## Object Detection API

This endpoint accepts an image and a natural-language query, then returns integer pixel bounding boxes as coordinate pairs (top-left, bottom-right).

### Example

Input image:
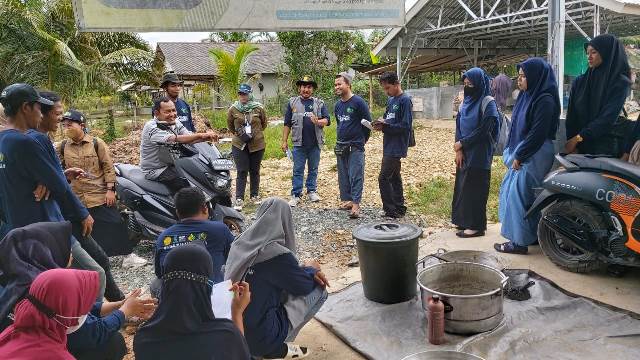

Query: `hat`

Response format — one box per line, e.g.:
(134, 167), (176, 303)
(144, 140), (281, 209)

(62, 109), (86, 124)
(296, 75), (318, 89)
(238, 84), (252, 94)
(0, 84), (54, 113)
(161, 72), (183, 87)
(336, 71), (353, 85)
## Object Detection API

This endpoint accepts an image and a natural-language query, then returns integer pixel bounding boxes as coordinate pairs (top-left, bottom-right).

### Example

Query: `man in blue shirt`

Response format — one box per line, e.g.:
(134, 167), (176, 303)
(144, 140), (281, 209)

(282, 76), (330, 207)
(373, 72), (413, 218)
(161, 72), (195, 132)
(0, 83), (107, 300)
(151, 187), (235, 296)
(334, 72), (372, 219)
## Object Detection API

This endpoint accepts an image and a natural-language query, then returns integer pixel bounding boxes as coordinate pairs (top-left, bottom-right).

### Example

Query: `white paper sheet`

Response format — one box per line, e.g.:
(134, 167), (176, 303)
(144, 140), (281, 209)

(211, 279), (233, 320)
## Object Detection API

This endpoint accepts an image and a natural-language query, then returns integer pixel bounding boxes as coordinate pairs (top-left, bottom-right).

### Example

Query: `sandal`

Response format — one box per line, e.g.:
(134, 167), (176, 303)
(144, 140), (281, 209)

(339, 202), (353, 211)
(494, 242), (528, 254)
(349, 210), (361, 219)
(275, 344), (310, 359)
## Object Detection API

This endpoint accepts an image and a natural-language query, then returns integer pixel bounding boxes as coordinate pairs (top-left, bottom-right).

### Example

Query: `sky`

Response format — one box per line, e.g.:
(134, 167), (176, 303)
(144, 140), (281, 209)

(138, 0), (418, 48)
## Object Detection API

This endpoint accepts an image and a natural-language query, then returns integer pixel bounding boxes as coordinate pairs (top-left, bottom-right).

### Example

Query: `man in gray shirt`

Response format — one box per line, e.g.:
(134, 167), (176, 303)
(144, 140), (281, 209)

(140, 97), (217, 193)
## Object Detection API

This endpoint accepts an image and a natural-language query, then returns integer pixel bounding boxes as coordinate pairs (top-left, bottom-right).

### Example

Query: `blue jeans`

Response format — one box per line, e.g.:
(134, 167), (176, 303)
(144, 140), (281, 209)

(337, 148), (365, 204)
(292, 146), (321, 197)
(285, 287), (328, 342)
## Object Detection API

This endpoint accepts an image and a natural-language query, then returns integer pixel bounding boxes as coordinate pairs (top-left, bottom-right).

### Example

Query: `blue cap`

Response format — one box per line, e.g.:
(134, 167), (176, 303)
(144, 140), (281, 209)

(238, 84), (252, 94)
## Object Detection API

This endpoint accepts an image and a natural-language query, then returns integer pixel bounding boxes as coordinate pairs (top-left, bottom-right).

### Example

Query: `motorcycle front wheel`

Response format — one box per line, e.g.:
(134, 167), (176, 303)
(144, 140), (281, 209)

(538, 199), (605, 273)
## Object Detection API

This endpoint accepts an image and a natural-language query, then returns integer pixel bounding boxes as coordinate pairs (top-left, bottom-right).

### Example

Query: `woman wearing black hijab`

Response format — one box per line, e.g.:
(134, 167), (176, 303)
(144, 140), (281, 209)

(565, 34), (632, 155)
(134, 243), (251, 360)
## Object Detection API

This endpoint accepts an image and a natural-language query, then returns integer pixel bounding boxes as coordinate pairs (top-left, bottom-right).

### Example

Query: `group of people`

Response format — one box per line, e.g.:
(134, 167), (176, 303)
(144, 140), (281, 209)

(452, 34), (636, 255)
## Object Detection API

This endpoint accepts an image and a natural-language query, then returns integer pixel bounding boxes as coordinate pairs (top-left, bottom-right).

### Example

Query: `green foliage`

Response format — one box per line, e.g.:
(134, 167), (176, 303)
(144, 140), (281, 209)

(103, 110), (117, 143)
(0, 0), (154, 99)
(209, 43), (259, 102)
(276, 31), (372, 99)
(208, 32), (276, 43)
(407, 159), (506, 223)
(198, 109), (228, 130)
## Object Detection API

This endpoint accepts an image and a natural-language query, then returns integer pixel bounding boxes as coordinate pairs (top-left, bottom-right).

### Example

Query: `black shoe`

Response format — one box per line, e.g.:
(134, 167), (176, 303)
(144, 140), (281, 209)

(384, 212), (403, 219)
(494, 242), (528, 254)
(456, 230), (485, 238)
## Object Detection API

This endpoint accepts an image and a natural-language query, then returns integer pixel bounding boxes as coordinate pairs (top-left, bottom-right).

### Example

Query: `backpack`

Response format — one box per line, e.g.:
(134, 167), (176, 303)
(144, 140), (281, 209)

(60, 137), (99, 168)
(482, 95), (511, 156)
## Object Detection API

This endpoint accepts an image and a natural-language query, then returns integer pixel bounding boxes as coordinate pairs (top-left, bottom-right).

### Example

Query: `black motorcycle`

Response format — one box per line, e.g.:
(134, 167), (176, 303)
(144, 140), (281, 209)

(115, 141), (244, 243)
(528, 153), (640, 273)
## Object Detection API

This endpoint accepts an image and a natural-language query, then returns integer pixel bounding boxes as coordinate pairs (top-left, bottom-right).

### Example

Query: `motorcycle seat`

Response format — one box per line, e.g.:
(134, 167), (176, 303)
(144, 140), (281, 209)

(565, 155), (640, 180)
(116, 164), (172, 196)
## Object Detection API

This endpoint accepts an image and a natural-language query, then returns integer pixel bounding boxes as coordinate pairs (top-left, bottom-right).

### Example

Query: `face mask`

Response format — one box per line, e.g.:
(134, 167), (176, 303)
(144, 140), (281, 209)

(64, 127), (80, 139)
(463, 86), (478, 98)
(53, 313), (88, 334)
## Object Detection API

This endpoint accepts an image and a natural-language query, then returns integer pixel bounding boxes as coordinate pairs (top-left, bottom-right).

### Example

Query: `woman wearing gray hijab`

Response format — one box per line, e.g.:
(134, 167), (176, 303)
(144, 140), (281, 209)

(224, 198), (328, 360)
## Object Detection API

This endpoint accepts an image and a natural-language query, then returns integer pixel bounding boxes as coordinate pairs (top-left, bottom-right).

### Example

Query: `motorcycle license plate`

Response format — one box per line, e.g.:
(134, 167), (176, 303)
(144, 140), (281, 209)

(211, 159), (235, 170)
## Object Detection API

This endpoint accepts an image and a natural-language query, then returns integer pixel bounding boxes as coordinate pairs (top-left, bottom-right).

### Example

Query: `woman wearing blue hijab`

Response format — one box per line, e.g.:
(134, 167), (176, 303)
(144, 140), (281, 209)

(496, 58), (560, 254)
(452, 68), (499, 238)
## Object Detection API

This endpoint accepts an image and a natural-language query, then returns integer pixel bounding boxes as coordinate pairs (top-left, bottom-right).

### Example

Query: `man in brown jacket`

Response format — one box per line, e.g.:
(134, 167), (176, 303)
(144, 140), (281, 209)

(58, 109), (148, 270)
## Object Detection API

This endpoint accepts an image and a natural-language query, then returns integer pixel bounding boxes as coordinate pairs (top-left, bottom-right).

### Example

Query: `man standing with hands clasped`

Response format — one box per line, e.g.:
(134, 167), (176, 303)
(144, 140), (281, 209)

(373, 72), (413, 218)
(282, 76), (330, 207)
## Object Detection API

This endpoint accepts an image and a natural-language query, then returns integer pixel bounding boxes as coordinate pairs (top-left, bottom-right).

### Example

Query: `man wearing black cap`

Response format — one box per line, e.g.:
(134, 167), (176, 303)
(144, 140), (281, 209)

(282, 76), (330, 207)
(0, 83), (108, 300)
(161, 72), (195, 132)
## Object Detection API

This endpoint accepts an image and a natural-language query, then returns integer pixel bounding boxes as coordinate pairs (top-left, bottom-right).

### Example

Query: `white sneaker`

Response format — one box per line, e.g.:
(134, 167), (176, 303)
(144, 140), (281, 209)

(122, 253), (147, 269)
(308, 192), (321, 202)
(234, 199), (244, 211)
(288, 196), (301, 207)
(273, 344), (310, 360)
(250, 196), (262, 205)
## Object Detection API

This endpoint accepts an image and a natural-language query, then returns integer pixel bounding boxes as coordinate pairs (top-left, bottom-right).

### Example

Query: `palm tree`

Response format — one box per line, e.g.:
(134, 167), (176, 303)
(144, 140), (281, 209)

(0, 0), (154, 99)
(208, 43), (259, 102)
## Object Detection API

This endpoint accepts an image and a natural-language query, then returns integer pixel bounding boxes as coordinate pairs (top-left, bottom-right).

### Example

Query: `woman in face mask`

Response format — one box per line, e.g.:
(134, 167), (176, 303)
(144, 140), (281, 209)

(0, 268), (99, 360)
(59, 109), (148, 276)
(451, 67), (500, 238)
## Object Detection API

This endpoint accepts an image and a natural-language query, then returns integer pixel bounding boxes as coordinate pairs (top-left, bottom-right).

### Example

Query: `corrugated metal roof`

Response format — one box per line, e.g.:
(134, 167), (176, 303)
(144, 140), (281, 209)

(156, 42), (288, 77)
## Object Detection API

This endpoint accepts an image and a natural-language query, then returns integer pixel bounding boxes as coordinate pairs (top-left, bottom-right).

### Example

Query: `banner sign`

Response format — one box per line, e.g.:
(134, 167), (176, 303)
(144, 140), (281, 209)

(72, 0), (405, 32)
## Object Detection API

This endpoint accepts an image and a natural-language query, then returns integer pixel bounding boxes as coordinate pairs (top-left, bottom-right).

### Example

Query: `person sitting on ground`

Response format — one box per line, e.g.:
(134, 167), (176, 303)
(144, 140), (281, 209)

(0, 221), (156, 360)
(0, 268), (99, 360)
(151, 187), (235, 298)
(134, 243), (252, 360)
(225, 198), (329, 360)
(0, 83), (106, 301)
(140, 97), (218, 194)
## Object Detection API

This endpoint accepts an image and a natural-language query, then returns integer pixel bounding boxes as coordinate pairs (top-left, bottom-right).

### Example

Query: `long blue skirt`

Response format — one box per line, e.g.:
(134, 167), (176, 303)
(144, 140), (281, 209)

(498, 141), (555, 246)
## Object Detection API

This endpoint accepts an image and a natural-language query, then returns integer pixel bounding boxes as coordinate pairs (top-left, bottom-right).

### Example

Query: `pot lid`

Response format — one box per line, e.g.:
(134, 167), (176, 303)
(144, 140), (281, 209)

(352, 222), (423, 243)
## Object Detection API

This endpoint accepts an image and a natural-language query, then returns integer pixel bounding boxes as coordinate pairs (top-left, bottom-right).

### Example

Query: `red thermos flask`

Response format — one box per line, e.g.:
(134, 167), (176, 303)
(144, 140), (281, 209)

(427, 295), (445, 345)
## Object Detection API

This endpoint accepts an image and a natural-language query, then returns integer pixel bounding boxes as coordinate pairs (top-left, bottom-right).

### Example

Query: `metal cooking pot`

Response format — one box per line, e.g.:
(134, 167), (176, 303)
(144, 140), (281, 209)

(400, 350), (485, 360)
(417, 262), (508, 334)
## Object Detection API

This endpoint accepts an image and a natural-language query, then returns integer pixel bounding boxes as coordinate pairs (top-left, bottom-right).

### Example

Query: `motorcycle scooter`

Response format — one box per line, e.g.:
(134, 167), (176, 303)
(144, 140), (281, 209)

(527, 153), (640, 273)
(115, 140), (243, 243)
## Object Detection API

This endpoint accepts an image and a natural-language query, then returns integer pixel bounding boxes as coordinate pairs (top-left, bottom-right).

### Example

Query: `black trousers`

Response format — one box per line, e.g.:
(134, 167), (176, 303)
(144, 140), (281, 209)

(232, 146), (264, 199)
(451, 167), (490, 231)
(70, 331), (127, 360)
(71, 224), (124, 301)
(157, 166), (190, 194)
(378, 156), (407, 216)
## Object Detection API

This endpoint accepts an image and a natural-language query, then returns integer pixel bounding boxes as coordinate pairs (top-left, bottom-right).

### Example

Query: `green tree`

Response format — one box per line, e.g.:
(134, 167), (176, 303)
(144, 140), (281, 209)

(0, 0), (154, 99)
(277, 31), (372, 98)
(207, 32), (276, 43)
(209, 43), (259, 102)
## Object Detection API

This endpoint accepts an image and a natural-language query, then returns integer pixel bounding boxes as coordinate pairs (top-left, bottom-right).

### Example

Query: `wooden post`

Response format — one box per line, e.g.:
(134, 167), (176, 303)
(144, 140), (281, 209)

(369, 74), (374, 106)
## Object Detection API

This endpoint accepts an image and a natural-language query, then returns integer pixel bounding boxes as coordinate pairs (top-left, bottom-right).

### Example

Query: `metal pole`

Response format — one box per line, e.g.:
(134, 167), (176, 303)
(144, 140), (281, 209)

(593, 5), (601, 37)
(473, 40), (479, 67)
(548, 0), (565, 107)
(396, 37), (403, 79)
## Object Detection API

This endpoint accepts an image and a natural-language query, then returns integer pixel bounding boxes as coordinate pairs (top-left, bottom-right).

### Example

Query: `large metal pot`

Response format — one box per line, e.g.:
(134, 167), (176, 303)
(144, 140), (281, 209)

(417, 262), (508, 334)
(401, 351), (485, 360)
